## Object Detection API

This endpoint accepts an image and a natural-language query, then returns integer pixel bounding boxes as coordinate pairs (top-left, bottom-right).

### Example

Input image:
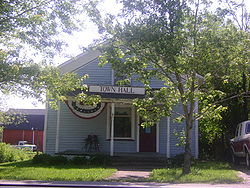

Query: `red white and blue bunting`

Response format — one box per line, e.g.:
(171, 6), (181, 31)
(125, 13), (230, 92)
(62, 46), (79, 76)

(66, 101), (106, 119)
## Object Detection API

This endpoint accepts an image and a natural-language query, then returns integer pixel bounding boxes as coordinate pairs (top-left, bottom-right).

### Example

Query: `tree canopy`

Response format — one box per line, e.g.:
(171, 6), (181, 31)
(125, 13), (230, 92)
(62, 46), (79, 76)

(0, 0), (99, 110)
(86, 0), (250, 174)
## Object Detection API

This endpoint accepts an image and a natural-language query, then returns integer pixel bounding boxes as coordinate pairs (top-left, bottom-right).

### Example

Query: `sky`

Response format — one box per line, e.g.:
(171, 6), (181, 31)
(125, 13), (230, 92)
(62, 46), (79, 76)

(4, 0), (250, 110)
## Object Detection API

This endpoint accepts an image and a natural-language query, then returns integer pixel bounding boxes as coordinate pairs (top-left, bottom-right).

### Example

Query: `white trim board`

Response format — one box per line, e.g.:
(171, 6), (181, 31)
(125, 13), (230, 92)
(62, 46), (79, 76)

(59, 50), (101, 74)
(55, 102), (61, 153)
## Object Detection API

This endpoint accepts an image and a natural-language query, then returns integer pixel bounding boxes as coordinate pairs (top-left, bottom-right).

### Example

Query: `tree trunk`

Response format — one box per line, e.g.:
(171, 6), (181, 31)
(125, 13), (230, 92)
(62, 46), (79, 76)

(182, 116), (193, 174)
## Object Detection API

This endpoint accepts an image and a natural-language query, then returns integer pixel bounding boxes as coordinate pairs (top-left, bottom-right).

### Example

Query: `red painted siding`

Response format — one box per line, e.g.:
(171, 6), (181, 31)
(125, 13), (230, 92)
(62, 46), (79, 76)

(3, 130), (44, 151)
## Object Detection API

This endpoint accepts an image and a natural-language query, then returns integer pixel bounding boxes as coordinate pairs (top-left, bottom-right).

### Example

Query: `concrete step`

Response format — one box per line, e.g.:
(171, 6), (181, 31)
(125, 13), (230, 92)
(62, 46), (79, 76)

(111, 156), (167, 169)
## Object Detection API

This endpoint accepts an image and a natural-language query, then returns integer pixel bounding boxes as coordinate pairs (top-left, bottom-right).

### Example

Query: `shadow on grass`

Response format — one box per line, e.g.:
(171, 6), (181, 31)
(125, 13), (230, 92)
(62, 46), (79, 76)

(150, 161), (241, 184)
(0, 160), (114, 170)
(192, 160), (234, 170)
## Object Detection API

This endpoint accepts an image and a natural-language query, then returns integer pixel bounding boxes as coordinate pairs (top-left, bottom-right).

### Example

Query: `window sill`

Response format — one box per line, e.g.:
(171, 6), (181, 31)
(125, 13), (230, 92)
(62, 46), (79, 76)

(106, 138), (135, 141)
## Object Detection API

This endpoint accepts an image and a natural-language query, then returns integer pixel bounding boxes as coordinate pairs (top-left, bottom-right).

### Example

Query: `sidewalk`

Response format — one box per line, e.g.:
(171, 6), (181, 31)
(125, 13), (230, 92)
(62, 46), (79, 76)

(105, 169), (151, 181)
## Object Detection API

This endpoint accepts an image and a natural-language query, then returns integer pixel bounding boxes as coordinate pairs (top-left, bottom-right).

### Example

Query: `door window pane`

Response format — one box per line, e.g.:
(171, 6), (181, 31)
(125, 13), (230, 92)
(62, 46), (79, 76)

(144, 127), (151, 134)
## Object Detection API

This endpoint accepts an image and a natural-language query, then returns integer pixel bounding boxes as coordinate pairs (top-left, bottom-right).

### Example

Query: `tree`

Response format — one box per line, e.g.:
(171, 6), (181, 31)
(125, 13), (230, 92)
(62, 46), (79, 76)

(220, 0), (250, 120)
(86, 0), (249, 174)
(0, 1), (100, 115)
(199, 0), (250, 161)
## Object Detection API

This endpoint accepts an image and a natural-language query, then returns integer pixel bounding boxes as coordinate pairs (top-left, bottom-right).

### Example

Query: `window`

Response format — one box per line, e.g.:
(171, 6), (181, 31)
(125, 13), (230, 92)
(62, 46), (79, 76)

(106, 104), (135, 139)
(114, 107), (131, 137)
(238, 124), (242, 136)
(246, 123), (250, 134)
(235, 125), (239, 137)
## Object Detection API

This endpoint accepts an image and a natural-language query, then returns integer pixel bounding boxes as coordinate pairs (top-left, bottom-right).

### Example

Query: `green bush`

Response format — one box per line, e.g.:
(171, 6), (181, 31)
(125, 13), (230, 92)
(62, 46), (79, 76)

(33, 153), (112, 166)
(32, 154), (53, 164)
(167, 153), (195, 168)
(33, 154), (68, 165)
(0, 143), (32, 163)
(49, 155), (68, 165)
(89, 154), (111, 166)
(71, 156), (87, 165)
(167, 153), (185, 167)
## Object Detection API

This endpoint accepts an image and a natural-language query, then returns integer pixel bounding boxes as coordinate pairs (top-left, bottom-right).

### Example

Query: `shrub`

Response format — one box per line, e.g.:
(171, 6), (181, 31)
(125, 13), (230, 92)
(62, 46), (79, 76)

(89, 154), (111, 166)
(167, 153), (185, 167)
(71, 156), (87, 165)
(49, 155), (68, 165)
(0, 143), (32, 163)
(32, 154), (52, 164)
(167, 153), (195, 168)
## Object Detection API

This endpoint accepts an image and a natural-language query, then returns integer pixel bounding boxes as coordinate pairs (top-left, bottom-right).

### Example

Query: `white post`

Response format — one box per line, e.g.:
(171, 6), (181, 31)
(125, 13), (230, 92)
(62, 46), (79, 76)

(166, 117), (170, 158)
(195, 100), (199, 159)
(110, 103), (115, 156)
(55, 102), (61, 153)
(32, 127), (34, 144)
(136, 115), (140, 152)
(156, 122), (159, 153)
(43, 102), (49, 152)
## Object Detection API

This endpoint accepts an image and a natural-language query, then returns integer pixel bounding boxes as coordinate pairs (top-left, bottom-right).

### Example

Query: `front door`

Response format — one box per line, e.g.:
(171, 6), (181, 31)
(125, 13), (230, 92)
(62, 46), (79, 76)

(139, 125), (156, 152)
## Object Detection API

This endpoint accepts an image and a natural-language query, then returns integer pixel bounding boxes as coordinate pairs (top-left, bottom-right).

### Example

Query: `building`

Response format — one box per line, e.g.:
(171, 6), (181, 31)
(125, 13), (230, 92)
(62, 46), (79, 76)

(3, 109), (45, 151)
(44, 50), (199, 158)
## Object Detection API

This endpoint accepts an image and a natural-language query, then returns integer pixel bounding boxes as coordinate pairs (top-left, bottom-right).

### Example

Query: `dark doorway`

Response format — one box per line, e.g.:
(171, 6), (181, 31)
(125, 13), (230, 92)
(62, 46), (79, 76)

(139, 125), (156, 152)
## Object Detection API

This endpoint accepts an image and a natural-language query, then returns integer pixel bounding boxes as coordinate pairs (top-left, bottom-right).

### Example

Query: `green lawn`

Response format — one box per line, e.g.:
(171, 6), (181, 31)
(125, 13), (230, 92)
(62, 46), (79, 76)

(149, 161), (242, 183)
(0, 160), (116, 181)
(0, 160), (242, 183)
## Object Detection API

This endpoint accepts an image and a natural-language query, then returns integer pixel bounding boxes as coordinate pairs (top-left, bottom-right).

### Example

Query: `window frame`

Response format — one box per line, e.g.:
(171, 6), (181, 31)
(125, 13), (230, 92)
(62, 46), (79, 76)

(106, 103), (135, 140)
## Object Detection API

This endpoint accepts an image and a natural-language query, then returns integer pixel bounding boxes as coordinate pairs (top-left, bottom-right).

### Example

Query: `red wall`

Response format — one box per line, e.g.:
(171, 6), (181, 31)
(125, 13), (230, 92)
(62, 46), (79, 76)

(3, 130), (44, 151)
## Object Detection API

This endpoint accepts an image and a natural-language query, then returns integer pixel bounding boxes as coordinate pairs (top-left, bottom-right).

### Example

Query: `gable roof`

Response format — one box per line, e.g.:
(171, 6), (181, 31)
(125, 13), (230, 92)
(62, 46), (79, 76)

(8, 108), (45, 115)
(3, 109), (45, 130)
(59, 50), (101, 74)
(4, 114), (45, 130)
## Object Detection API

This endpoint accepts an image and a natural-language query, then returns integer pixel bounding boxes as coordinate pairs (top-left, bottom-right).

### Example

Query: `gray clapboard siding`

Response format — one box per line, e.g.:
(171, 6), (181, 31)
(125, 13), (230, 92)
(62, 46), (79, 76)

(168, 103), (196, 157)
(56, 103), (138, 154)
(158, 117), (168, 154)
(74, 59), (112, 85)
(45, 51), (198, 157)
(57, 102), (108, 153)
(170, 121), (185, 157)
(113, 141), (137, 153)
(73, 55), (165, 88)
(130, 75), (165, 88)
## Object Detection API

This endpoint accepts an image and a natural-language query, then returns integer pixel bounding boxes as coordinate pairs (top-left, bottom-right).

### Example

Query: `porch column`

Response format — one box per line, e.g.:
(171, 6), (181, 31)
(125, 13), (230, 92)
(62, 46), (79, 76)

(110, 103), (115, 156)
(55, 102), (61, 153)
(195, 100), (199, 159)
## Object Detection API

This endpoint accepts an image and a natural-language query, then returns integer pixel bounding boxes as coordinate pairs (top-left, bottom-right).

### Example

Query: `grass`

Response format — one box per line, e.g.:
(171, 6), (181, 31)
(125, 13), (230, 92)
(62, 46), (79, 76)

(0, 160), (243, 183)
(0, 160), (116, 181)
(149, 161), (242, 183)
